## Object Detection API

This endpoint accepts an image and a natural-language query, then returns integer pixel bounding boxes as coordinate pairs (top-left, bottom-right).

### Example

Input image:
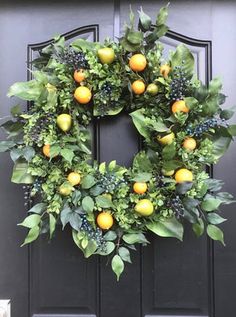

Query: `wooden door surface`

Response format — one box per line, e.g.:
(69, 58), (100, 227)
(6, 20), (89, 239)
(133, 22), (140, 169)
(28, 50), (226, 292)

(0, 1), (236, 317)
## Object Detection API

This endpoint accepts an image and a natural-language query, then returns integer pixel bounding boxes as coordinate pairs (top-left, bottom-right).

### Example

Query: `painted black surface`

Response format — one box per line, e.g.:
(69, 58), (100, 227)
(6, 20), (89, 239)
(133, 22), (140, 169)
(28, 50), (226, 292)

(0, 1), (235, 317)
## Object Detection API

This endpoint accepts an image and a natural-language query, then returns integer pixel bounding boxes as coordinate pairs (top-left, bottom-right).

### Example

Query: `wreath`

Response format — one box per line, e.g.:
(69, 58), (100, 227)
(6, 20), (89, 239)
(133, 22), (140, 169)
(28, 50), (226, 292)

(0, 5), (235, 280)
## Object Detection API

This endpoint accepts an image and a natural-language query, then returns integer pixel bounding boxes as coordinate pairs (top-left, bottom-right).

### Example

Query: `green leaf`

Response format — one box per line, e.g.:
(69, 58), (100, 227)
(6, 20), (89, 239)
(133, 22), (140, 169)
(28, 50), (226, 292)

(0, 141), (16, 152)
(205, 178), (224, 192)
(209, 77), (222, 95)
(89, 185), (104, 196)
(216, 192), (235, 204)
(49, 144), (61, 158)
(207, 224), (225, 246)
(228, 124), (236, 136)
(162, 160), (182, 171)
(138, 7), (152, 31)
(156, 4), (169, 26)
(201, 196), (222, 212)
(192, 218), (204, 237)
(133, 151), (153, 172)
(99, 162), (106, 173)
(111, 255), (124, 281)
(171, 44), (194, 79)
(207, 213), (227, 225)
(147, 217), (184, 241)
(10, 104), (22, 116)
(104, 230), (117, 241)
(120, 37), (140, 52)
(96, 241), (115, 255)
(108, 160), (116, 171)
(8, 80), (44, 101)
(10, 148), (22, 162)
(28, 203), (47, 214)
(71, 38), (96, 51)
(127, 30), (143, 45)
(60, 205), (73, 229)
(130, 109), (150, 139)
(49, 214), (57, 238)
(132, 172), (152, 182)
(81, 175), (97, 189)
(61, 148), (74, 164)
(176, 182), (193, 195)
(118, 247), (132, 263)
(220, 108), (235, 120)
(22, 146), (35, 162)
(162, 142), (176, 160)
(21, 226), (40, 246)
(11, 161), (33, 184)
(96, 195), (114, 208)
(82, 196), (94, 213)
(122, 233), (149, 244)
(69, 213), (82, 231)
(151, 119), (169, 133)
(18, 214), (41, 228)
(184, 97), (199, 110)
(212, 135), (231, 160)
(1, 120), (23, 137)
(83, 240), (97, 258)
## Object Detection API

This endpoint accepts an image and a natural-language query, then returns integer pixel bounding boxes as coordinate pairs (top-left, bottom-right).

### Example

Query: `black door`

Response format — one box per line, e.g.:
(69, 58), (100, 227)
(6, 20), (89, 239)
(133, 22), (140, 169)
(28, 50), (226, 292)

(1, 1), (236, 317)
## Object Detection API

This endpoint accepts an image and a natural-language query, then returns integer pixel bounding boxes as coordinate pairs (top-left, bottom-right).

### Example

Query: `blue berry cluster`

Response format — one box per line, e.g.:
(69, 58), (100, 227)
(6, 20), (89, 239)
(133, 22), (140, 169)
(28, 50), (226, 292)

(155, 174), (165, 188)
(61, 48), (89, 70)
(169, 64), (190, 101)
(22, 185), (33, 207)
(186, 118), (219, 137)
(167, 195), (185, 218)
(33, 177), (43, 193)
(98, 172), (127, 193)
(95, 82), (119, 117)
(80, 214), (106, 250)
(29, 114), (55, 143)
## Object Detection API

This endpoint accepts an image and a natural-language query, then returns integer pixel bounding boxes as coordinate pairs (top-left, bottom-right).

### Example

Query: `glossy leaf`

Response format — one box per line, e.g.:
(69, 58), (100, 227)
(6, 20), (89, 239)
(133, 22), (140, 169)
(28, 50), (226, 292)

(111, 255), (124, 281)
(82, 196), (94, 213)
(147, 217), (184, 241)
(18, 214), (41, 228)
(21, 226), (40, 246)
(207, 224), (225, 246)
(207, 213), (227, 225)
(122, 233), (149, 244)
(49, 214), (57, 238)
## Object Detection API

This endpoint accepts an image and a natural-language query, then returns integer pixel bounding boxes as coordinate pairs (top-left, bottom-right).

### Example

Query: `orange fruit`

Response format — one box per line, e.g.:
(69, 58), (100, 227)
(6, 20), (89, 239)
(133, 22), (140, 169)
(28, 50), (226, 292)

(74, 86), (92, 104)
(97, 211), (114, 230)
(73, 69), (85, 83)
(160, 64), (171, 78)
(175, 168), (193, 183)
(183, 137), (197, 151)
(131, 80), (145, 95)
(67, 172), (81, 186)
(129, 54), (147, 72)
(42, 144), (51, 158)
(172, 100), (189, 113)
(133, 182), (147, 194)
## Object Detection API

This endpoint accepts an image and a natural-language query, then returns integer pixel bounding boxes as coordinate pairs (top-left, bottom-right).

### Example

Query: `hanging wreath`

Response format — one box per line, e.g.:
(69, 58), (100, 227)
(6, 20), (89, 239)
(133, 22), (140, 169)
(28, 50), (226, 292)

(1, 5), (235, 280)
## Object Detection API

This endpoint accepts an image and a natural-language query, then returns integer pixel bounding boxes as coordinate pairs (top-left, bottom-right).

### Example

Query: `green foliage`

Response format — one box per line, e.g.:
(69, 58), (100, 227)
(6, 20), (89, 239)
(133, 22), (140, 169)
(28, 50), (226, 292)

(146, 217), (184, 241)
(111, 255), (124, 281)
(1, 4), (235, 280)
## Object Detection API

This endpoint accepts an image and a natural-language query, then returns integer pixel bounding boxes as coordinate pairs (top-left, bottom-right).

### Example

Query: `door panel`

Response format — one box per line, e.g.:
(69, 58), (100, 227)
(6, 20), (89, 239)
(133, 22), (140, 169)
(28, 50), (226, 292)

(1, 1), (236, 317)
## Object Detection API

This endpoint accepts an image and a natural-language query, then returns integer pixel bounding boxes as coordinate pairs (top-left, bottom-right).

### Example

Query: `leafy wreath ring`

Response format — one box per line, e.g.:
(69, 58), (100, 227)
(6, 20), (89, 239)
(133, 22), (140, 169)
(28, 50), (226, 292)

(1, 5), (235, 279)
